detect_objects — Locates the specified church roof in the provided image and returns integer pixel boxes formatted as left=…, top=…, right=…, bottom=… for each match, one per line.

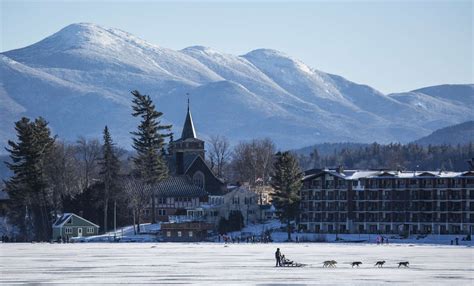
left=154, top=175, right=208, bottom=198
left=180, top=101, right=197, bottom=140
left=167, top=153, right=199, bottom=175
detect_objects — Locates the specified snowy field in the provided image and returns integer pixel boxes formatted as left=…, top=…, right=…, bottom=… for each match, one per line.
left=1, top=243, right=473, bottom=285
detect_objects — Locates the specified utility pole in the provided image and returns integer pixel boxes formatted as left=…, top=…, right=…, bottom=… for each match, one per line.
left=114, top=200, right=117, bottom=240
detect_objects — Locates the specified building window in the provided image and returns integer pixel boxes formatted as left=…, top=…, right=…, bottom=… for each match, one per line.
left=87, top=227, right=94, bottom=234
left=158, top=209, right=166, bottom=216
left=166, top=231, right=171, bottom=237
left=193, top=171, right=205, bottom=189
left=189, top=231, right=193, bottom=237
left=178, top=231, right=182, bottom=237
left=65, top=227, right=73, bottom=234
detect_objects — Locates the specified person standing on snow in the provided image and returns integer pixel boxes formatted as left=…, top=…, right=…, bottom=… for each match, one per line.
left=275, top=248, right=282, bottom=267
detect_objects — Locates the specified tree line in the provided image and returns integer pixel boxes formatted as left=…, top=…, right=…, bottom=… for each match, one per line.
left=297, top=142, right=474, bottom=172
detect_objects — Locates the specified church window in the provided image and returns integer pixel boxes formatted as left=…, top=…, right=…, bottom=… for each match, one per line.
left=193, top=171, right=205, bottom=189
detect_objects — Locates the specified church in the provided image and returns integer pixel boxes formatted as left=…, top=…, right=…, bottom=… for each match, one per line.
left=143, top=101, right=227, bottom=222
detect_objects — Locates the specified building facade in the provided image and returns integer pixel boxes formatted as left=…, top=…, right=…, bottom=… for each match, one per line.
left=176, top=186, right=260, bottom=227
left=145, top=176, right=208, bottom=222
left=143, top=101, right=227, bottom=223
left=300, top=168, right=474, bottom=235
left=160, top=221, right=213, bottom=242
left=52, top=213, right=100, bottom=240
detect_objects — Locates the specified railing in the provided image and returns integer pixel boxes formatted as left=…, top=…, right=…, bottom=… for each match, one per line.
left=168, top=215, right=206, bottom=223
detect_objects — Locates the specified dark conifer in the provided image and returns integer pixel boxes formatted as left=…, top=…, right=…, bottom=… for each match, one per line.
left=130, top=90, right=172, bottom=223
left=4, top=117, right=55, bottom=241
left=99, top=126, right=120, bottom=233
left=271, top=151, right=303, bottom=241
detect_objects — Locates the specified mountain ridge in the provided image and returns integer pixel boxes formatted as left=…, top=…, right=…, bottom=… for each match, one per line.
left=1, top=23, right=473, bottom=150
left=413, top=121, right=474, bottom=146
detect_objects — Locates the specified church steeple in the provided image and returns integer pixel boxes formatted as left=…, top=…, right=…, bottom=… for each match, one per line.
left=169, top=98, right=205, bottom=175
left=180, top=98, right=197, bottom=140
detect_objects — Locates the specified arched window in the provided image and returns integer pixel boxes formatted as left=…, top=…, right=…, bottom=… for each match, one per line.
left=193, top=171, right=205, bottom=189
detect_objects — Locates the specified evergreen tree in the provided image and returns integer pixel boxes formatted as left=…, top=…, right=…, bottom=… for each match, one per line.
left=5, top=117, right=55, bottom=241
left=271, top=151, right=303, bottom=241
left=130, top=90, right=172, bottom=223
left=228, top=210, right=245, bottom=231
left=98, top=126, right=120, bottom=233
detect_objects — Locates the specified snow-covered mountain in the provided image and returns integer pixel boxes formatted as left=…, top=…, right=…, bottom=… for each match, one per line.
left=1, top=23, right=473, bottom=149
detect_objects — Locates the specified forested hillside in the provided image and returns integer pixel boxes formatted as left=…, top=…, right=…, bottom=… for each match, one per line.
left=413, top=121, right=474, bottom=146
left=298, top=142, right=474, bottom=172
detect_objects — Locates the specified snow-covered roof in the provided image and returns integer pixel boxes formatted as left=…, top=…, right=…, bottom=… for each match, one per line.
left=303, top=169, right=472, bottom=181
left=53, top=213, right=100, bottom=228
left=53, top=213, right=73, bottom=227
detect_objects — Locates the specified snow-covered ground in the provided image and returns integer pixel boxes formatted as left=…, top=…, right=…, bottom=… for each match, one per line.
left=1, top=243, right=472, bottom=285
left=227, top=219, right=474, bottom=246
left=71, top=223, right=161, bottom=243
left=67, top=219, right=473, bottom=246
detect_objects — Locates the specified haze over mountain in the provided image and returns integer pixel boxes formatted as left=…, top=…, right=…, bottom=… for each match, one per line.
left=1, top=23, right=473, bottom=150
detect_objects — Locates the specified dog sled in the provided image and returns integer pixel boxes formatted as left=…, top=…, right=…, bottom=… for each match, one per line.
left=281, top=258, right=306, bottom=267
left=281, top=261, right=306, bottom=267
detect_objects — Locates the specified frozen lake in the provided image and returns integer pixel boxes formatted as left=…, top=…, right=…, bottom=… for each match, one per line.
left=1, top=243, right=473, bottom=285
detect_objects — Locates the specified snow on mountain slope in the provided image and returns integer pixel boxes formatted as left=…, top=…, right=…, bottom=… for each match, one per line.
left=155, top=80, right=357, bottom=146
left=1, top=23, right=472, bottom=150
left=4, top=23, right=223, bottom=85
left=0, top=54, right=135, bottom=144
left=243, top=49, right=355, bottom=107
left=388, top=86, right=474, bottom=130
left=181, top=46, right=347, bottom=124
left=182, top=46, right=285, bottom=92
left=241, top=49, right=419, bottom=128
left=410, top=84, right=474, bottom=106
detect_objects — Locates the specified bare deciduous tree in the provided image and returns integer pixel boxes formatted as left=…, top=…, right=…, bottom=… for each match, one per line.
left=231, top=138, right=276, bottom=186
left=45, top=141, right=82, bottom=217
left=122, top=177, right=153, bottom=234
left=208, top=135, right=232, bottom=179
left=74, top=137, right=101, bottom=191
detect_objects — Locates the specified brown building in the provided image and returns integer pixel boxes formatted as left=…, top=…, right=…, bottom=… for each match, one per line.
left=160, top=221, right=213, bottom=242
left=300, top=168, right=474, bottom=235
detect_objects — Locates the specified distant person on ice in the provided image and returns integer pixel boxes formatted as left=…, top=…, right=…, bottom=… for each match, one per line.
left=275, top=248, right=282, bottom=267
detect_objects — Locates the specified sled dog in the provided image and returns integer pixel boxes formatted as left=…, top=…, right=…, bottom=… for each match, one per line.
left=374, top=261, right=386, bottom=267
left=398, top=261, right=409, bottom=268
left=323, top=260, right=337, bottom=268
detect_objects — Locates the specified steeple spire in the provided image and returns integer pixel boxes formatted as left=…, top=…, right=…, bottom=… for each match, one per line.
left=181, top=96, right=196, bottom=140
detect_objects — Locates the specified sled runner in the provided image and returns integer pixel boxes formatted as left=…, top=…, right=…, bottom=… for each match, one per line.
left=281, top=258, right=306, bottom=267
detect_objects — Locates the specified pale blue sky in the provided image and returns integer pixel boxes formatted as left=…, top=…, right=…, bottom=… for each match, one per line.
left=1, top=0, right=472, bottom=93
